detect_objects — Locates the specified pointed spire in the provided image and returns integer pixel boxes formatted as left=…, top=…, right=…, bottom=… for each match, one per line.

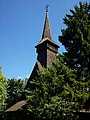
left=42, top=5, right=52, bottom=40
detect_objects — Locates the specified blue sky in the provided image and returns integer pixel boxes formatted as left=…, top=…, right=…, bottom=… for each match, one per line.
left=0, top=0, right=89, bottom=79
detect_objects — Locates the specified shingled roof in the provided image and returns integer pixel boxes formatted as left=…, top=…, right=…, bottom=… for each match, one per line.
left=42, top=7, right=52, bottom=40
left=36, top=7, right=59, bottom=49
left=5, top=100, right=27, bottom=112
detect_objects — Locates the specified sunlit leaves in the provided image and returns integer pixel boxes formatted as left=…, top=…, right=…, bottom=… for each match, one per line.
left=0, top=67, right=8, bottom=111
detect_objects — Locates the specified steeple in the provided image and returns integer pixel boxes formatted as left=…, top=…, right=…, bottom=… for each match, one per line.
left=35, top=7, right=59, bottom=68
left=42, top=5, right=52, bottom=40
left=27, top=7, right=59, bottom=84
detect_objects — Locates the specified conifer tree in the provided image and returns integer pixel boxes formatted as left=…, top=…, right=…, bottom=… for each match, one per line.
left=59, top=1, right=90, bottom=110
left=26, top=55, right=78, bottom=120
left=59, top=2, right=90, bottom=80
left=26, top=55, right=90, bottom=120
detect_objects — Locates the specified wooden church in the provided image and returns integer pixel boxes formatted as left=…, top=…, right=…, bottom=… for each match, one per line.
left=5, top=6, right=59, bottom=112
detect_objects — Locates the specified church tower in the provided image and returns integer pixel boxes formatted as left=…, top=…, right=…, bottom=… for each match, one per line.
left=36, top=7, right=59, bottom=68
left=5, top=7, right=59, bottom=112
left=26, top=7, right=59, bottom=88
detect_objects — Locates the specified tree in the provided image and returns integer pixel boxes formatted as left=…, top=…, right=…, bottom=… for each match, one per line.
left=0, top=67, right=7, bottom=111
left=59, top=2, right=90, bottom=109
left=25, top=54, right=89, bottom=120
left=59, top=2, right=90, bottom=78
left=7, top=78, right=25, bottom=106
left=0, top=67, right=8, bottom=120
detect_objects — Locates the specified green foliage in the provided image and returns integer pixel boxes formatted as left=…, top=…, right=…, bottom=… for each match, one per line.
left=59, top=2, right=90, bottom=109
left=7, top=78, right=25, bottom=105
left=59, top=2, right=90, bottom=79
left=25, top=55, right=89, bottom=120
left=0, top=67, right=8, bottom=111
left=0, top=67, right=8, bottom=120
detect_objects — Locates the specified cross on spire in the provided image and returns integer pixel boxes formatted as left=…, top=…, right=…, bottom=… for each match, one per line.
left=46, top=5, right=49, bottom=12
